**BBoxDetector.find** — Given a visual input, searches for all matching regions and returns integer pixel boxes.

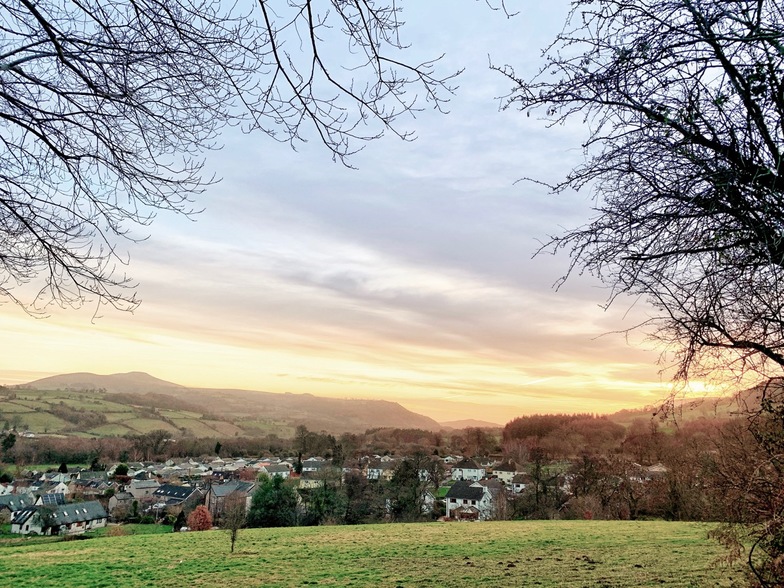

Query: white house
[366,460,396,481]
[261,464,291,479]
[451,458,485,482]
[444,480,494,521]
[11,500,108,535]
[492,461,520,485]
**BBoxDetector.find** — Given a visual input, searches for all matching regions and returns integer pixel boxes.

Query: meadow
[0,520,745,587]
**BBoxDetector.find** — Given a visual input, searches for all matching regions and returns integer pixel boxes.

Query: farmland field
[0,520,745,587]
[87,423,135,436]
[121,418,179,434]
[167,418,244,437]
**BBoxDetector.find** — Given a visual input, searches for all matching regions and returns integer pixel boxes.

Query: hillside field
[2,372,444,436]
[1,520,745,587]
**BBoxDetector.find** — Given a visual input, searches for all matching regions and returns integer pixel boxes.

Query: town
[2,452,674,537]
[0,408,716,535]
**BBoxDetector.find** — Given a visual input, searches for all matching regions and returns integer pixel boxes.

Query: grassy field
[0,520,745,587]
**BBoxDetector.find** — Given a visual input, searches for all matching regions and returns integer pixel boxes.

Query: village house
[511,473,534,494]
[35,493,67,507]
[492,460,520,485]
[69,478,111,500]
[75,470,109,482]
[260,464,291,479]
[0,494,32,523]
[298,471,323,490]
[205,480,255,519]
[444,480,494,521]
[108,491,135,520]
[511,472,533,494]
[366,460,397,482]
[301,457,328,474]
[11,500,107,536]
[127,479,160,500]
[451,458,486,482]
[151,484,203,517]
[29,479,70,497]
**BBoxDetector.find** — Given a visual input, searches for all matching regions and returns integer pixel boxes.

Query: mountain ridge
[12,371,442,435]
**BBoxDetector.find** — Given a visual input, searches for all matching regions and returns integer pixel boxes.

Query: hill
[606,379,778,428]
[4,372,441,437]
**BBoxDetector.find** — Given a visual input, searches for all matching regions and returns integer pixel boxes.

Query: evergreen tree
[247,475,298,528]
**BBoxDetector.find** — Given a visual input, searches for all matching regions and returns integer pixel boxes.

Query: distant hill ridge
[26,371,186,394]
[9,372,768,439]
[14,371,442,435]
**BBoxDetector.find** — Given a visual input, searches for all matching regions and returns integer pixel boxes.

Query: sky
[0,1,679,425]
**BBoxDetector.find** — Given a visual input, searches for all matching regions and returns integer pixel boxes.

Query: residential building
[205,480,255,519]
[11,500,107,535]
[444,480,494,521]
[451,458,486,482]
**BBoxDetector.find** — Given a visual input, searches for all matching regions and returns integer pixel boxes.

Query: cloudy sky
[0,1,675,424]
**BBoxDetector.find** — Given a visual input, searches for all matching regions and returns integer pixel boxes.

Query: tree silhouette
[0,1,458,312]
[506,1,784,583]
[503,0,784,388]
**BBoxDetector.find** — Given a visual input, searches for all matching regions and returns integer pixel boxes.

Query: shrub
[187,506,213,531]
[106,526,128,537]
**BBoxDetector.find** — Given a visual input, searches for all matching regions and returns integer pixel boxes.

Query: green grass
[238,419,296,437]
[159,409,203,419]
[202,420,244,437]
[19,412,70,432]
[87,524,174,537]
[168,418,226,437]
[6,399,50,410]
[23,464,88,473]
[87,423,135,436]
[0,520,745,587]
[1,401,37,413]
[103,411,136,422]
[122,418,179,434]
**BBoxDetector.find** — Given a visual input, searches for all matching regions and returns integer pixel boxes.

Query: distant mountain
[439,419,502,430]
[16,372,442,436]
[24,371,186,394]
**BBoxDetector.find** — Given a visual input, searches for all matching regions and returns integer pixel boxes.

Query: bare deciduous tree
[501,0,784,387]
[0,1,458,312]
[502,1,784,583]
[221,491,247,554]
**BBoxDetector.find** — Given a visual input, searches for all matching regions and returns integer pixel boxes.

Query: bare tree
[500,0,784,387]
[0,1,458,312]
[221,491,247,554]
[501,0,784,583]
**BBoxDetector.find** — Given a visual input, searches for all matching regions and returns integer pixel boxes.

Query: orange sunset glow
[0,1,688,425]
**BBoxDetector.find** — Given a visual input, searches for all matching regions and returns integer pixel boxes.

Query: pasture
[0,520,745,587]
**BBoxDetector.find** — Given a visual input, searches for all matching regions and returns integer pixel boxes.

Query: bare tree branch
[500,0,784,387]
[0,0,461,312]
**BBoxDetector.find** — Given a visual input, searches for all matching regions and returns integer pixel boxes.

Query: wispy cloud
[0,0,675,424]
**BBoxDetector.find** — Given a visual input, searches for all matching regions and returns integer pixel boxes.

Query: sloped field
[0,520,745,587]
